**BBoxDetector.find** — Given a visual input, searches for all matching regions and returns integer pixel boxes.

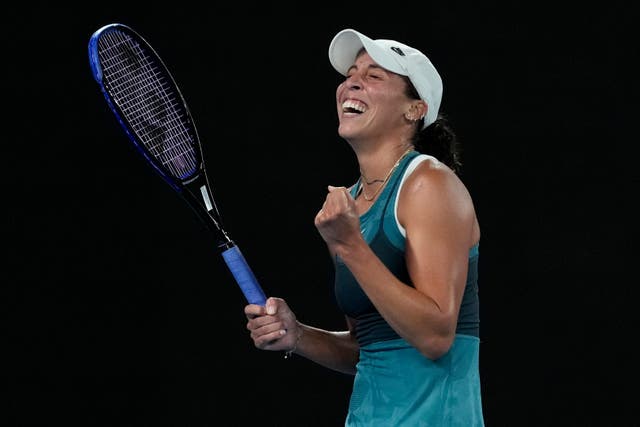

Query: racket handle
[221,245,267,306]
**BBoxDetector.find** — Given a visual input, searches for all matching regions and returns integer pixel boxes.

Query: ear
[404,100,428,122]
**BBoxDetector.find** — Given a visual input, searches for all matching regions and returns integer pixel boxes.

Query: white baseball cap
[328,28,442,129]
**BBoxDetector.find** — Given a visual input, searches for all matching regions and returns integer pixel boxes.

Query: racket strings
[97,30,198,180]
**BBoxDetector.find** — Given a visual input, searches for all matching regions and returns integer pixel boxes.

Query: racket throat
[199,184,225,228]
[207,216,234,250]
[217,237,236,251]
[199,185,214,211]
[199,184,234,249]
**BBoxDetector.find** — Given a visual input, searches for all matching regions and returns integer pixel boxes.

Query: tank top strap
[376,150,421,228]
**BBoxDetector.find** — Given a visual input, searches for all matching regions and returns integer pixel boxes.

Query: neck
[357,145,414,202]
[356,143,414,184]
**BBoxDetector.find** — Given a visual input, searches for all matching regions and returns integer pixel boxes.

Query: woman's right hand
[245,297,300,352]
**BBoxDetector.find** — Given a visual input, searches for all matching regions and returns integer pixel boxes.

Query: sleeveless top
[335,152,484,426]
[334,151,480,347]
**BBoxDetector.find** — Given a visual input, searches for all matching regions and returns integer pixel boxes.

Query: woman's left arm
[319,161,477,360]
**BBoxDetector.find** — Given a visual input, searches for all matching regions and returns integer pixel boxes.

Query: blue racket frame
[88,23,267,306]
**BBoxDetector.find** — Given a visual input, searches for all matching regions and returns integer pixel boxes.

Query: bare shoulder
[398,156,480,243]
[401,156,469,198]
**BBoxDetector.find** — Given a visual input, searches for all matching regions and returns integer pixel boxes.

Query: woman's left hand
[314,185,362,251]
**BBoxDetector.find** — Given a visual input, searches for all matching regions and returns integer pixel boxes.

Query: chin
[338,122,360,139]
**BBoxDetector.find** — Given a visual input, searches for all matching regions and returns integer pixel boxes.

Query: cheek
[336,82,346,100]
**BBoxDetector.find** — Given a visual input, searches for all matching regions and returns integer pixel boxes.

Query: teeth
[342,100,367,113]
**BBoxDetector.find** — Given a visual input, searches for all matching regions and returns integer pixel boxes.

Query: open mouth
[342,100,367,114]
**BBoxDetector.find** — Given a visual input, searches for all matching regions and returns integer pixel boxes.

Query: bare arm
[245,299,360,375]
[314,161,478,360]
[294,316,359,375]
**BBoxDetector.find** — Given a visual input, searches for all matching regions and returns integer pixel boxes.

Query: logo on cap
[390,46,405,56]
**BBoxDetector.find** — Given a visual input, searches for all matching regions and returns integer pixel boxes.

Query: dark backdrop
[4,3,637,426]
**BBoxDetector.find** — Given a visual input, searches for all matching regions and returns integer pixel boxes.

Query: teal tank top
[334,151,480,347]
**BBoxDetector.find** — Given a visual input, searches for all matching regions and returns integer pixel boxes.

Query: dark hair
[404,77,462,174]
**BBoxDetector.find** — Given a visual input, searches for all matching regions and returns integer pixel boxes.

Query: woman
[245,28,484,426]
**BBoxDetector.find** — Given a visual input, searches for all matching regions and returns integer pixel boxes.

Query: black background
[4,3,638,426]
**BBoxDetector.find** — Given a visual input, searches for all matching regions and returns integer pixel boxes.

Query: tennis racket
[88,23,267,306]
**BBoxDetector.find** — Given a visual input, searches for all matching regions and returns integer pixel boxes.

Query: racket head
[88,23,202,192]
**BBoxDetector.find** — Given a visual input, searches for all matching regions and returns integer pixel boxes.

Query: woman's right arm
[245,299,360,375]
[293,316,359,375]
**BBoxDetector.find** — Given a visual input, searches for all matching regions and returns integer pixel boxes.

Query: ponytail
[403,76,463,174]
[414,115,462,174]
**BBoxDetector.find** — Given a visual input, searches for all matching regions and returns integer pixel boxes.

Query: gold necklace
[359,147,413,202]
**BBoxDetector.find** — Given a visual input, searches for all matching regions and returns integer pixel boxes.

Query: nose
[345,73,362,90]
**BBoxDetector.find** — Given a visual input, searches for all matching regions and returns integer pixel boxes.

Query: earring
[404,111,418,122]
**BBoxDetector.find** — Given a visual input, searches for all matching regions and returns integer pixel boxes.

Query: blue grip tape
[221,245,267,306]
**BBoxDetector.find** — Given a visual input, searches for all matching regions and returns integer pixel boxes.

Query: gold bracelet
[284,325,303,359]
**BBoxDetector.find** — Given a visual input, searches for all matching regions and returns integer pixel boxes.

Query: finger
[245,304,266,317]
[252,321,287,339]
[256,329,287,349]
[265,299,277,315]
[265,296,287,315]
[247,314,273,330]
